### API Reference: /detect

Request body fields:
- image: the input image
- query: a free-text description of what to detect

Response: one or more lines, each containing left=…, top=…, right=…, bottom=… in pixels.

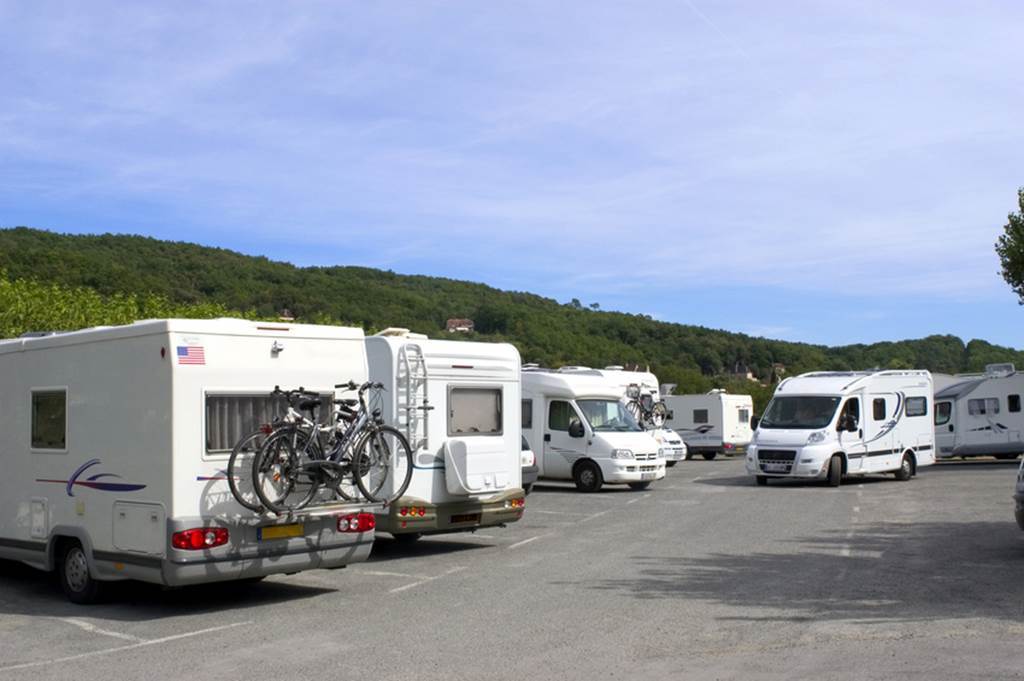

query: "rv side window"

left=872, top=398, right=886, bottom=421
left=448, top=387, right=502, bottom=436
left=1009, top=395, right=1021, bottom=413
left=522, top=399, right=533, bottom=429
left=905, top=397, right=928, bottom=417
left=967, top=398, right=999, bottom=416
left=549, top=401, right=575, bottom=431
left=693, top=409, right=709, bottom=424
left=738, top=408, right=750, bottom=424
left=934, top=402, right=952, bottom=426
left=31, top=390, right=67, bottom=450
left=205, top=393, right=331, bottom=454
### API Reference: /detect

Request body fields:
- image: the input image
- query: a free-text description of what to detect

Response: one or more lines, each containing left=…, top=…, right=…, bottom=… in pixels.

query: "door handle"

left=544, top=433, right=551, bottom=442
left=858, top=429, right=863, bottom=439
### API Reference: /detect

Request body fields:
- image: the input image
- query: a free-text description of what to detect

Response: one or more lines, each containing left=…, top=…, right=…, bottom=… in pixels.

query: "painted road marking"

left=507, top=533, right=553, bottom=550
left=388, top=566, right=467, bottom=594
left=58, top=618, right=144, bottom=643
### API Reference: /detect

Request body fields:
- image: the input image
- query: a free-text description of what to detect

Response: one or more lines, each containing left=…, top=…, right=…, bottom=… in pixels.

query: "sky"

left=1, top=1, right=1022, bottom=348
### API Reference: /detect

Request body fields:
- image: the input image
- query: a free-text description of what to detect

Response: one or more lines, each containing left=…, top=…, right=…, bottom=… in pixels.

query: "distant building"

left=278, top=308, right=295, bottom=322
left=730, top=362, right=758, bottom=382
left=446, top=318, right=474, bottom=333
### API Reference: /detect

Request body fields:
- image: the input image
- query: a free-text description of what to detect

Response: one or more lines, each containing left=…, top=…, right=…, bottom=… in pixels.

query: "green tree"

left=995, top=187, right=1024, bottom=303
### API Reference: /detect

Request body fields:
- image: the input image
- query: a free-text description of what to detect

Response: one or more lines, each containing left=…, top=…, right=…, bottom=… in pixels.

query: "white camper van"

left=521, top=368, right=666, bottom=492
left=0, top=319, right=378, bottom=602
left=366, top=330, right=525, bottom=542
left=746, top=370, right=935, bottom=486
left=664, top=390, right=754, bottom=459
left=934, top=364, right=1024, bottom=460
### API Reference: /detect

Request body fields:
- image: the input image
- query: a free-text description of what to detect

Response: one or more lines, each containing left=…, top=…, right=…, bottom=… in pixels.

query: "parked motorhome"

left=521, top=368, right=666, bottom=492
left=746, top=370, right=935, bottom=486
left=664, top=390, right=754, bottom=459
left=365, top=330, right=525, bottom=542
left=0, top=319, right=378, bottom=602
left=933, top=364, right=1023, bottom=460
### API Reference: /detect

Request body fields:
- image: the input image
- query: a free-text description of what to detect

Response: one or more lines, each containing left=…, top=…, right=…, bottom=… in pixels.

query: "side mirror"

left=667, top=410, right=674, bottom=420
left=750, top=416, right=759, bottom=430
left=568, top=420, right=585, bottom=438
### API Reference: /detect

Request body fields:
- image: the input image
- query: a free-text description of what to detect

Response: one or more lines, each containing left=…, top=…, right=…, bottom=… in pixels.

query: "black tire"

left=252, top=427, right=321, bottom=514
left=666, top=461, right=677, bottom=468
left=994, top=453, right=1019, bottom=461
left=523, top=483, right=534, bottom=495
left=392, top=532, right=422, bottom=545
left=650, top=402, right=669, bottom=427
left=702, top=452, right=717, bottom=461
left=352, top=426, right=413, bottom=503
left=827, top=454, right=843, bottom=487
left=756, top=475, right=768, bottom=486
left=628, top=481, right=651, bottom=490
left=573, top=460, right=603, bottom=492
left=895, top=453, right=913, bottom=481
left=228, top=429, right=268, bottom=512
left=57, top=541, right=104, bottom=604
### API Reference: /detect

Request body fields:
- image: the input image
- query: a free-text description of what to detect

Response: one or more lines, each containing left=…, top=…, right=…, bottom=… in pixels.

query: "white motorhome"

left=746, top=370, right=935, bottom=486
left=521, top=368, right=666, bottom=492
left=934, top=364, right=1024, bottom=460
left=0, top=319, right=378, bottom=602
left=365, top=330, right=525, bottom=541
left=663, top=390, right=754, bottom=459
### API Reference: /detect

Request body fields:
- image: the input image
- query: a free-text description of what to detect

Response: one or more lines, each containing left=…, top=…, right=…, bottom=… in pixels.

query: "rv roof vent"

left=985, top=363, right=1016, bottom=377
left=19, top=331, right=60, bottom=338
left=376, top=327, right=412, bottom=337
left=604, top=365, right=624, bottom=371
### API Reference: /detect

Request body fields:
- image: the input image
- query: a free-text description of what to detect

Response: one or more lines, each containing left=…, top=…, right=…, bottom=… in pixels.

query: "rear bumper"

left=379, top=488, right=525, bottom=535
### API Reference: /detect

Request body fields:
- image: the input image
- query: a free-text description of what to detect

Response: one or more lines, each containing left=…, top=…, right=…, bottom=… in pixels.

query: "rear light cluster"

left=399, top=506, right=427, bottom=517
left=338, top=513, right=375, bottom=533
left=505, top=498, right=525, bottom=509
left=172, top=527, right=229, bottom=550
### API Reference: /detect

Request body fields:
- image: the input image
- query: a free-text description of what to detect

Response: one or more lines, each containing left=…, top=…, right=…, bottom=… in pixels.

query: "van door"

left=934, top=400, right=955, bottom=457
left=836, top=397, right=867, bottom=472
left=863, top=395, right=896, bottom=471
left=544, top=400, right=586, bottom=480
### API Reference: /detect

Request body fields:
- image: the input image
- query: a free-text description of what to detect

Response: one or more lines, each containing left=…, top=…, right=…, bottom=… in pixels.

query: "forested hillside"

left=1, top=227, right=1021, bottom=405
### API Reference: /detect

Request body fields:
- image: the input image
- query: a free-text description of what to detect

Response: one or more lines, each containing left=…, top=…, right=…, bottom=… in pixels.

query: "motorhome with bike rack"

left=521, top=367, right=666, bottom=492
left=0, top=319, right=379, bottom=603
left=365, top=330, right=525, bottom=542
left=746, top=370, right=935, bottom=486
left=933, top=364, right=1024, bottom=460
left=663, top=390, right=754, bottom=459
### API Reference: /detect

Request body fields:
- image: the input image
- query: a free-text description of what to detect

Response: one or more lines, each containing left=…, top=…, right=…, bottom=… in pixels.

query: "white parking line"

left=580, top=509, right=613, bottom=523
left=625, top=493, right=652, bottom=506
left=58, top=618, right=144, bottom=643
left=529, top=509, right=588, bottom=516
left=0, top=621, right=252, bottom=673
left=507, top=533, right=553, bottom=550
left=388, top=566, right=467, bottom=594
left=359, top=570, right=421, bottom=579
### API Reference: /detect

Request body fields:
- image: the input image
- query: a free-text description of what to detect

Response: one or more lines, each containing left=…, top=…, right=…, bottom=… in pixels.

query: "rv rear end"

left=0, top=319, right=378, bottom=602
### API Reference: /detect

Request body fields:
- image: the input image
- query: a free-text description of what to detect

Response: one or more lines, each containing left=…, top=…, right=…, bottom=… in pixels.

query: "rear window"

left=448, top=387, right=503, bottom=436
left=522, top=399, right=533, bottom=429
left=905, top=396, right=928, bottom=417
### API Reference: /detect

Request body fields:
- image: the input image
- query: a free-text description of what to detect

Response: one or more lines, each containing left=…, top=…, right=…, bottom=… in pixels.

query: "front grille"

left=634, top=452, right=657, bottom=461
left=758, top=449, right=797, bottom=462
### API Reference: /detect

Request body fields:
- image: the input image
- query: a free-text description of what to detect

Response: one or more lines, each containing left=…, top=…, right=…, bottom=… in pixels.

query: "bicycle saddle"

left=298, top=398, right=321, bottom=412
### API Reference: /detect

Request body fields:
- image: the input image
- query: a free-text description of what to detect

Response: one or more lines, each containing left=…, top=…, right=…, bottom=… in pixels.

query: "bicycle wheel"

left=625, top=399, right=642, bottom=425
left=252, top=427, right=321, bottom=514
left=651, top=402, right=668, bottom=428
left=227, top=429, right=268, bottom=512
left=352, top=425, right=413, bottom=503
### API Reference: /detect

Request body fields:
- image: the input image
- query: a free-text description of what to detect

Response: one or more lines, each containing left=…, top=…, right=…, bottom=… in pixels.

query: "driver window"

left=839, top=398, right=860, bottom=428
left=549, top=400, right=575, bottom=431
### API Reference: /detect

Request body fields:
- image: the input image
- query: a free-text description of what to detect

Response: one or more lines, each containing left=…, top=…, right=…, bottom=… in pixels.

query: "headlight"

left=806, top=431, right=828, bottom=445
left=611, top=449, right=634, bottom=459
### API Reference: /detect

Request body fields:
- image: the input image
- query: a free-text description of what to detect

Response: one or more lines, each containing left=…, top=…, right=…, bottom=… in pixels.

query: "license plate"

left=450, top=513, right=481, bottom=524
left=259, top=523, right=304, bottom=540
left=641, top=472, right=656, bottom=480
left=765, top=464, right=788, bottom=473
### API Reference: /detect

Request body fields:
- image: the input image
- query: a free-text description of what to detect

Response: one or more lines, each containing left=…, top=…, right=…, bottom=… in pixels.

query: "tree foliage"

left=996, top=187, right=1024, bottom=304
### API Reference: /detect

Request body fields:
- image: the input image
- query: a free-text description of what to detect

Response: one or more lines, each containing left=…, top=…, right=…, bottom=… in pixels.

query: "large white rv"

left=663, top=390, right=754, bottom=459
left=746, top=370, right=935, bottom=486
left=365, top=330, right=525, bottom=541
left=0, top=319, right=378, bottom=602
left=934, top=364, right=1024, bottom=460
left=521, top=368, right=666, bottom=492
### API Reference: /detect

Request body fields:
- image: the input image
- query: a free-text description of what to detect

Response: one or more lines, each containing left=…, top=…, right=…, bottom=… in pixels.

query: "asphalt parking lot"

left=2, top=457, right=1023, bottom=681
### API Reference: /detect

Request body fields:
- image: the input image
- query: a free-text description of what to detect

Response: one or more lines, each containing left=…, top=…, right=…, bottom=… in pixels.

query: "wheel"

left=227, top=429, right=269, bottom=512
left=650, top=402, right=668, bottom=427
left=895, top=453, right=913, bottom=481
left=827, top=454, right=843, bottom=487
left=756, top=475, right=768, bottom=486
left=392, top=532, right=422, bottom=545
left=625, top=400, right=642, bottom=424
left=702, top=452, right=717, bottom=461
left=352, top=426, right=413, bottom=503
left=628, top=481, right=651, bottom=490
left=58, top=542, right=104, bottom=604
left=573, top=460, right=603, bottom=492
left=666, top=460, right=676, bottom=468
left=523, top=483, right=533, bottom=495
left=252, top=427, right=321, bottom=514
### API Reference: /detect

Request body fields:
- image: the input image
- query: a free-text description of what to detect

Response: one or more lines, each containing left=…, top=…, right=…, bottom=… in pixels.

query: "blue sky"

left=1, top=1, right=1022, bottom=348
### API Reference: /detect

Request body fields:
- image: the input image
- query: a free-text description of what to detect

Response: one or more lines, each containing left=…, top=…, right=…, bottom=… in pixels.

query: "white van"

left=746, top=370, right=935, bottom=486
left=933, top=364, right=1023, bottom=460
left=663, top=390, right=754, bottom=460
left=0, top=319, right=378, bottom=602
left=521, top=368, right=666, bottom=492
left=366, top=330, right=525, bottom=542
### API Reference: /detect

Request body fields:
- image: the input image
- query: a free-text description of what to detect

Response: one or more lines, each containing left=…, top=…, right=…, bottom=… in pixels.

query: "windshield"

left=577, top=400, right=642, bottom=432
left=760, top=396, right=841, bottom=430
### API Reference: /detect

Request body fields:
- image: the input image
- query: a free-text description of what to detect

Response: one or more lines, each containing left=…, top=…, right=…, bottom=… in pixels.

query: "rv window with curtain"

left=521, top=399, right=533, bottom=429
left=935, top=402, right=952, bottom=426
left=967, top=398, right=1000, bottom=416
left=872, top=398, right=886, bottom=421
left=448, top=387, right=502, bottom=436
left=205, top=393, right=331, bottom=454
left=1009, top=395, right=1021, bottom=413
left=549, top=400, right=575, bottom=431
left=693, top=409, right=709, bottom=424
left=905, top=397, right=928, bottom=417
left=31, top=389, right=67, bottom=450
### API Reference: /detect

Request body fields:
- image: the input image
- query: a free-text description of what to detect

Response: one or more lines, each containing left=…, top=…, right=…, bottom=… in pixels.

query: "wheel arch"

left=832, top=451, right=849, bottom=475
left=47, top=526, right=98, bottom=574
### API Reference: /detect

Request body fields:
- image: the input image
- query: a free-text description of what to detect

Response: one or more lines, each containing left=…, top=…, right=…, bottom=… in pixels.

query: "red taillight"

left=417, top=507, right=426, bottom=517
left=724, top=443, right=734, bottom=449
left=338, top=513, right=376, bottom=533
left=172, top=527, right=229, bottom=550
left=399, top=507, right=408, bottom=516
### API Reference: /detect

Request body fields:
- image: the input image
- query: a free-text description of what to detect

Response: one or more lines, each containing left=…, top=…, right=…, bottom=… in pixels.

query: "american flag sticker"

left=176, top=345, right=206, bottom=365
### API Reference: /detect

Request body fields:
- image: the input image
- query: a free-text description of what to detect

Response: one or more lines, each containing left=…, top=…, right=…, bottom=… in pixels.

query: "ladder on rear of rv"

left=397, top=343, right=431, bottom=452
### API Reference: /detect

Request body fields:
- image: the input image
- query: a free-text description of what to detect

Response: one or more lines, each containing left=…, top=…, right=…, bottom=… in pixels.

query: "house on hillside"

left=730, top=362, right=758, bottom=382
left=446, top=318, right=474, bottom=333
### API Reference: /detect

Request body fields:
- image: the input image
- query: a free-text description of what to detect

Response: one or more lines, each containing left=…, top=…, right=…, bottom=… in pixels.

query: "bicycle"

left=624, top=384, right=669, bottom=429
